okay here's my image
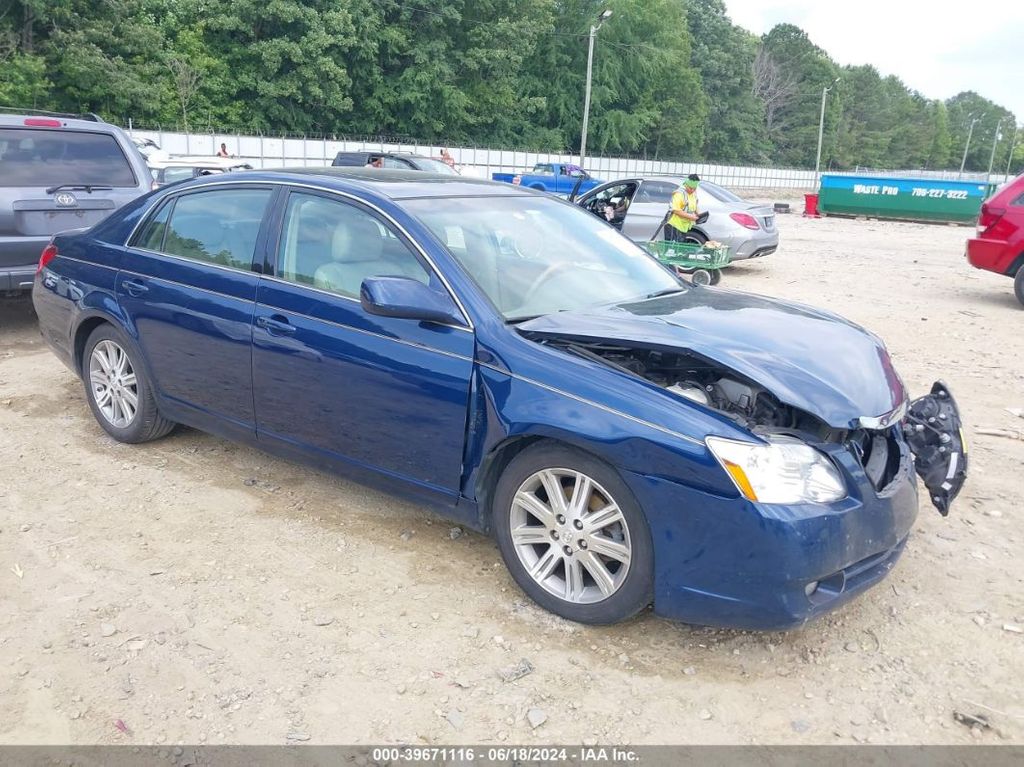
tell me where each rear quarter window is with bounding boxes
[0,128,138,188]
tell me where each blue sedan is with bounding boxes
[31,170,967,629]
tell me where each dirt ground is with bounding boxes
[1,208,1023,747]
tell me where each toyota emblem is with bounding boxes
[54,192,78,208]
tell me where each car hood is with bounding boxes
[517,288,907,430]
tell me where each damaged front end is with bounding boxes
[530,336,966,515]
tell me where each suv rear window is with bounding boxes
[0,128,137,188]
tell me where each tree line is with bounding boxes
[1,0,1020,173]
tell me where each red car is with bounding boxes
[967,173,1024,306]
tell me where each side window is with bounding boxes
[277,192,431,299]
[133,200,172,251]
[161,188,273,270]
[1013,191,1024,206]
[636,182,677,204]
[163,167,195,184]
[381,156,413,169]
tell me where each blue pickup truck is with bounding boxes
[492,162,603,198]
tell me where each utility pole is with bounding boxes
[987,118,1004,178]
[579,9,613,170]
[1006,126,1019,178]
[959,116,982,177]
[814,77,840,189]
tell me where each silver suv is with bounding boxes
[0,109,150,294]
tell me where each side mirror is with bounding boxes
[360,277,464,326]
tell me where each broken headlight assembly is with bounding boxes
[903,381,967,516]
[706,434,847,504]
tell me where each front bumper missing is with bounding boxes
[903,381,967,516]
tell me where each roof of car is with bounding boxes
[228,167,532,200]
[0,112,123,132]
[334,151,437,160]
[149,156,253,169]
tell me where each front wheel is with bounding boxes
[492,443,653,624]
[83,324,176,443]
[1015,268,1024,308]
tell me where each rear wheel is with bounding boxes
[493,443,653,624]
[681,229,707,245]
[1015,268,1024,307]
[83,324,175,443]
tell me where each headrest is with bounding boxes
[331,214,384,263]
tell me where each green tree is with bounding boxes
[926,100,951,169]
[947,91,1015,173]
[686,0,767,162]
[755,23,840,167]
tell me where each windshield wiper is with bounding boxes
[44,184,114,195]
[644,287,687,299]
[506,314,545,324]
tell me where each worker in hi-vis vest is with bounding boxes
[664,173,701,241]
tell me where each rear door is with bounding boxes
[118,184,277,438]
[0,127,143,280]
[626,180,676,241]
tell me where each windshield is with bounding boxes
[405,196,682,320]
[413,157,459,175]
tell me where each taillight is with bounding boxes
[24,118,62,127]
[977,202,1003,236]
[37,243,58,274]
[730,212,760,230]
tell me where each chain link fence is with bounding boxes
[127,123,1011,191]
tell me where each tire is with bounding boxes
[492,443,653,624]
[82,324,176,443]
[690,269,712,286]
[681,229,707,245]
[709,269,722,286]
[1015,267,1024,308]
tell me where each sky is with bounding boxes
[724,0,1024,125]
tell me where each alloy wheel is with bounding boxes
[89,340,139,428]
[509,468,632,604]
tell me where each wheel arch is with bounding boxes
[473,431,631,534]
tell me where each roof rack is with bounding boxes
[0,106,104,122]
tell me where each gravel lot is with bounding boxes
[1,208,1022,746]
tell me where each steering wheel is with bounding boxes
[522,261,576,306]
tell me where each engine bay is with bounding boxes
[540,338,830,436]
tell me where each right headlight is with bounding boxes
[706,434,846,504]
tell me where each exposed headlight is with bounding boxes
[706,435,846,504]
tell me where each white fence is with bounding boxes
[129,127,1009,191]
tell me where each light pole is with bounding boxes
[987,118,1004,178]
[579,9,612,170]
[1007,126,1019,178]
[959,115,982,177]
[813,77,840,189]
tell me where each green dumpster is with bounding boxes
[817,174,994,224]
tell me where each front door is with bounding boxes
[118,184,276,437]
[251,189,474,501]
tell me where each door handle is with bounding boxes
[122,278,149,296]
[256,314,296,336]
